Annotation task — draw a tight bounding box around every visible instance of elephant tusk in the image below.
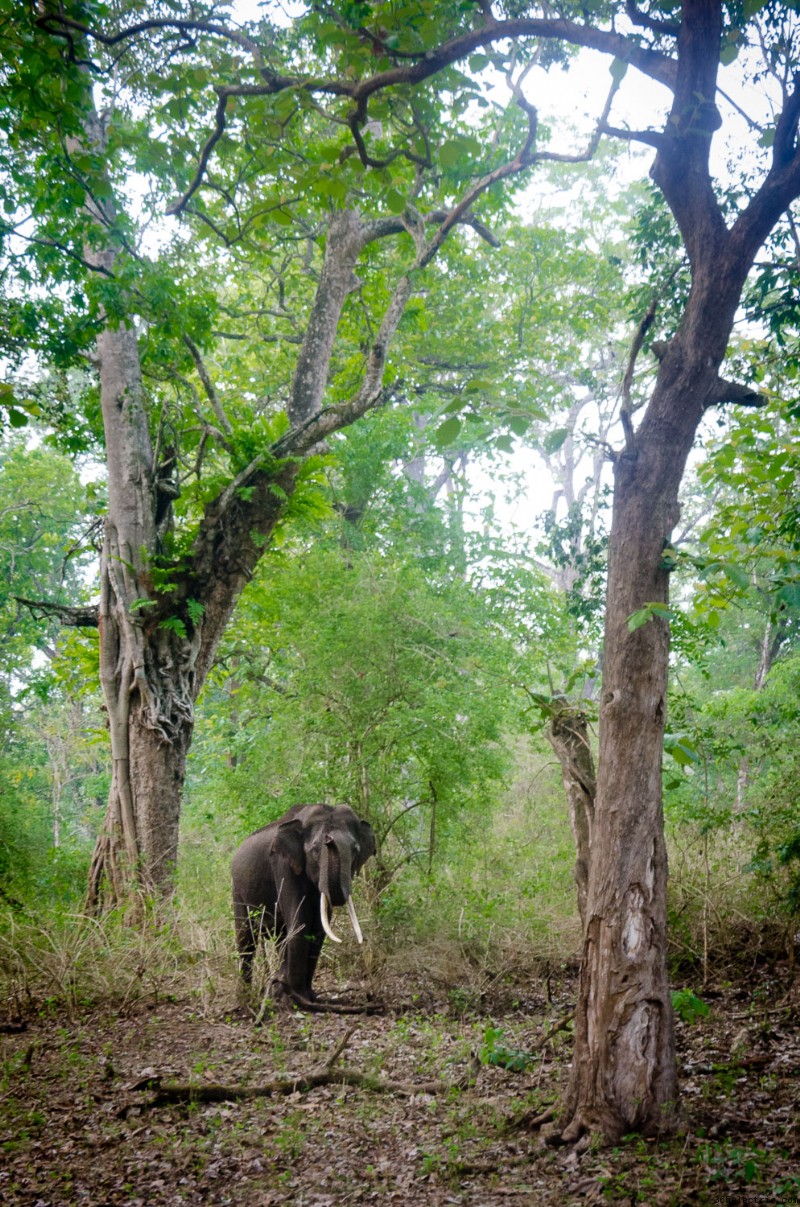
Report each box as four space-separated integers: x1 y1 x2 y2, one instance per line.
346 896 364 945
320 893 342 943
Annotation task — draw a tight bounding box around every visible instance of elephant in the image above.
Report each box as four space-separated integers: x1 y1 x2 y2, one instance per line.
232 803 376 1006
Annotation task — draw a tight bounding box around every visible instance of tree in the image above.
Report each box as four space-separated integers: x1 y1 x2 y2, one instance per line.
15 0 800 1143
3 3 542 906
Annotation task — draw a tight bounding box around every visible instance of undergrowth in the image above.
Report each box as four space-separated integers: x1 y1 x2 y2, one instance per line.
0 748 795 1017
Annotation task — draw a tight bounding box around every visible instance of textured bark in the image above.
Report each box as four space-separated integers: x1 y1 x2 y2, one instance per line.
86 312 198 901
288 209 365 428
555 0 800 1143
560 430 685 1141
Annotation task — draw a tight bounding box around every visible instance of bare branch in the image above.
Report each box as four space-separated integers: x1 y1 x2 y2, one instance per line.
14 597 99 628
182 335 233 435
37 11 265 62
361 208 501 249
625 0 680 37
600 124 663 149
704 378 765 409
620 297 658 451
166 92 228 217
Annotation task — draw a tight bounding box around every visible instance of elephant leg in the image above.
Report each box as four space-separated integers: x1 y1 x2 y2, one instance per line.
276 897 319 1000
304 929 325 1001
234 900 259 983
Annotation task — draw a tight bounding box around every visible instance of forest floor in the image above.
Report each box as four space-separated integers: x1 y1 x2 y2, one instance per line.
1 962 799 1207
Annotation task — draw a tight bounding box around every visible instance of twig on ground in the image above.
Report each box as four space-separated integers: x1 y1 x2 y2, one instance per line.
532 1010 574 1050
137 1051 479 1109
509 1104 558 1132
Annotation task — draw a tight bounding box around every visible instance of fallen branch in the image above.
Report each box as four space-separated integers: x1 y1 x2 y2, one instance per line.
139 1039 480 1109
445 1150 534 1177
532 1010 574 1050
510 1104 557 1132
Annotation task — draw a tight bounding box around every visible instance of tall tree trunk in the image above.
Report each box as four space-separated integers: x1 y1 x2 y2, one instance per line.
86 318 189 902
558 299 757 1139
554 0 800 1139
560 428 685 1140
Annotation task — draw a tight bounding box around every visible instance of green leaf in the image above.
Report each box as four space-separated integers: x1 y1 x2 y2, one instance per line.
671 988 709 1024
186 599 205 626
385 188 406 214
719 41 739 66
722 563 750 590
463 377 493 394
542 427 568 454
628 607 654 632
743 0 769 19
627 602 671 631
8 408 28 428
440 140 464 168
664 733 701 766
158 616 188 639
433 416 462 448
507 415 530 437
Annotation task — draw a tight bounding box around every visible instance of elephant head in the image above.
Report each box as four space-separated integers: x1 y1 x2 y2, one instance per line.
271 803 376 945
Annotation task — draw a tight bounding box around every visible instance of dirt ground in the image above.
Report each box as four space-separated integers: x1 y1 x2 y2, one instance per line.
1 965 799 1206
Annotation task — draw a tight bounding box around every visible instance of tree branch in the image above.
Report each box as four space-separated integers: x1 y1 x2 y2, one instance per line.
362 208 502 249
166 92 228 217
142 1058 478 1108
625 0 681 37
182 335 233 435
619 296 660 449
37 12 265 63
13 597 99 628
703 378 765 409
55 9 677 214
600 124 663 149
0 225 117 278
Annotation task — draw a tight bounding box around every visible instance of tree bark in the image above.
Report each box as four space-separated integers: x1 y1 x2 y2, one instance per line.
559 428 685 1141
86 312 195 902
553 0 800 1142
545 705 596 927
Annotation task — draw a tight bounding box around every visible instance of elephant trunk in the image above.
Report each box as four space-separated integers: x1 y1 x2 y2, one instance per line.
319 837 364 946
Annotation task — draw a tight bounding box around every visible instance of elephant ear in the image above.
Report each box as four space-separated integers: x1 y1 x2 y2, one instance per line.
357 820 376 867
271 819 305 876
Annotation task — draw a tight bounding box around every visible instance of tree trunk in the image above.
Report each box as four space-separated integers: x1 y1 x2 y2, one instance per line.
86 316 192 903
545 704 596 927
560 450 681 1141
558 310 737 1139
553 0 800 1139
84 205 415 906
